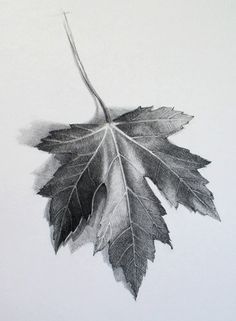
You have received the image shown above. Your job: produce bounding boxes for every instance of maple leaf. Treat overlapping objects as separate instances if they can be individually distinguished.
[35,14,219,298]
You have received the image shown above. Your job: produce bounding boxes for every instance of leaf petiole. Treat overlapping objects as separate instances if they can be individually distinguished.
[63,12,112,123]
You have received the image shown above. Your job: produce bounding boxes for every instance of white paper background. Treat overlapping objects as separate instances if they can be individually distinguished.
[0,1,235,320]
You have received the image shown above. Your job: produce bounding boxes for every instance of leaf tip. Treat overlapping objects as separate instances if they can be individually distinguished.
[35,142,42,149]
[132,288,139,300]
[168,240,174,250]
[93,238,105,255]
[37,187,46,196]
[53,238,62,254]
[54,246,59,254]
[213,211,221,222]
[37,185,51,197]
[35,141,49,152]
[93,247,98,256]
[185,114,194,124]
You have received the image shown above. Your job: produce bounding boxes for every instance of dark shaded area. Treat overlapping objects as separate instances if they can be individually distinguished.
[18,106,134,294]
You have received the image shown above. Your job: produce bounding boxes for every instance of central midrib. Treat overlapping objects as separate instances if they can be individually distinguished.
[109,127,139,277]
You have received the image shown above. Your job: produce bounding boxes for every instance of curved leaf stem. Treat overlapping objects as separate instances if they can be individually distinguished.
[63,12,112,123]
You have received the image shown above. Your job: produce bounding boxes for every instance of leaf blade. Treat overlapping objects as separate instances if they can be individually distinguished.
[36,106,219,296]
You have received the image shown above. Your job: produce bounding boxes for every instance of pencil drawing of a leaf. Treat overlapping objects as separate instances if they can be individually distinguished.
[35,14,220,298]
